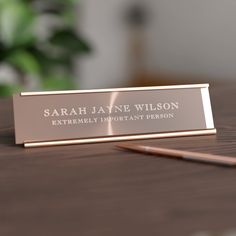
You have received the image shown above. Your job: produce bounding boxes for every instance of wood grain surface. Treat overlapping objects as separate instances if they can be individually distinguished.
[1,84,236,236]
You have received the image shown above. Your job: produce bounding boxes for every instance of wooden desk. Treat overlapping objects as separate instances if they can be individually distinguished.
[1,84,236,236]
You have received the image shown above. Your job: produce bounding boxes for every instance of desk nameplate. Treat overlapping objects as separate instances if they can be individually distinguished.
[13,84,216,147]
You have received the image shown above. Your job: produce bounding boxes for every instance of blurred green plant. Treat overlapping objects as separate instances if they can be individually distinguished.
[0,0,91,96]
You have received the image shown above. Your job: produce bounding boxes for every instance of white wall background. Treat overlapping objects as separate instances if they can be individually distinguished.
[79,0,236,89]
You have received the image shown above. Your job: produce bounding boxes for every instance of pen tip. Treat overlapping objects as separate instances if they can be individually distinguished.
[116,143,135,149]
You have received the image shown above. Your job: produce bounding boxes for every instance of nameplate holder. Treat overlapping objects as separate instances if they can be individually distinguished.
[13,84,216,148]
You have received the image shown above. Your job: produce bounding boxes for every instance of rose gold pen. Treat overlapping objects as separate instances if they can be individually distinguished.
[116,143,236,167]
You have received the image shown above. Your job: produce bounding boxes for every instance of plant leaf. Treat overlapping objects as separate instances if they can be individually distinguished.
[42,75,74,90]
[0,83,22,97]
[0,1,35,46]
[6,50,41,75]
[50,28,91,54]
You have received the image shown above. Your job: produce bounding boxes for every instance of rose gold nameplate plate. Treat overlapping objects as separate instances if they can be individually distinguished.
[13,84,216,147]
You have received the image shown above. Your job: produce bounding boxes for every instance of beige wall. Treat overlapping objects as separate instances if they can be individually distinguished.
[145,0,236,80]
[78,0,133,89]
[79,0,236,89]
